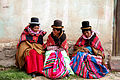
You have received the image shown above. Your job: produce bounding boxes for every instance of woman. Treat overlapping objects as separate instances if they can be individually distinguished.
[15,17,46,77]
[70,21,109,79]
[43,20,74,79]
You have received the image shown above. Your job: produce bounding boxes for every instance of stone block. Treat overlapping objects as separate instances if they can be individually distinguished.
[4,49,16,58]
[0,52,5,60]
[0,42,17,67]
[0,59,15,67]
[110,56,120,71]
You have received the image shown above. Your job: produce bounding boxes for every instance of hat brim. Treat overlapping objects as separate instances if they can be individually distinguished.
[51,25,64,28]
[29,22,40,25]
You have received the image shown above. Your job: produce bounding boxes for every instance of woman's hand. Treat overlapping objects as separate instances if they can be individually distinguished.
[83,48,89,53]
[58,48,64,51]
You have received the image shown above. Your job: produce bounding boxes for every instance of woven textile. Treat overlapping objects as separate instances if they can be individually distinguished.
[17,26,46,48]
[45,32,69,55]
[73,32,104,57]
[43,51,69,79]
[70,46,109,79]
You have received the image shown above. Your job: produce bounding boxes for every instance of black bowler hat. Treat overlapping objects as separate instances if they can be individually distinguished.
[51,20,64,28]
[81,21,91,30]
[29,17,40,25]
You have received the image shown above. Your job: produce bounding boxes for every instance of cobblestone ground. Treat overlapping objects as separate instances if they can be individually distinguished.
[23,72,120,80]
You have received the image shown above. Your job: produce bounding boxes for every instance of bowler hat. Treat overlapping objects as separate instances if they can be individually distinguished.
[81,21,91,30]
[29,17,40,25]
[51,20,64,28]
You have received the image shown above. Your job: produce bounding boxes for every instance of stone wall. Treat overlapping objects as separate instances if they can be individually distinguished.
[0,41,111,67]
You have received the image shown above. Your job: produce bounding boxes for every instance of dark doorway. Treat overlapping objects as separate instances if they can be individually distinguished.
[113,0,120,56]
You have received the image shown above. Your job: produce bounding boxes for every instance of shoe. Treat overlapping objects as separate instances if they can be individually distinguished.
[66,74,70,77]
[36,73,44,76]
[31,73,36,78]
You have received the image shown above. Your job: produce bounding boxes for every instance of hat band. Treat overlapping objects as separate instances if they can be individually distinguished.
[30,22,40,24]
[81,27,91,30]
[52,26,64,28]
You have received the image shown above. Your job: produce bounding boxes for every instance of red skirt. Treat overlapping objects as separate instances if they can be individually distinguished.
[25,49,44,74]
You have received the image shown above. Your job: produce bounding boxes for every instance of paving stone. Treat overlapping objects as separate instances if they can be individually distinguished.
[32,76,50,80]
[28,72,120,80]
[115,72,120,77]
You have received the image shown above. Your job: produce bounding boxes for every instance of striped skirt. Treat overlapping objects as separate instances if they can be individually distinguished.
[70,49,109,79]
[43,50,74,79]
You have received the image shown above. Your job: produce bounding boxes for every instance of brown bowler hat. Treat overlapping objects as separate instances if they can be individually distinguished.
[51,20,64,28]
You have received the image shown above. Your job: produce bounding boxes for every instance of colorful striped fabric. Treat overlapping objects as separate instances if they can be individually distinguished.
[70,46,109,79]
[44,32,69,55]
[43,51,69,79]
[73,31,104,57]
[17,26,46,48]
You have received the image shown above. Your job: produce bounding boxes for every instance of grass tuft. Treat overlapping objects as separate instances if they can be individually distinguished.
[0,68,32,80]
